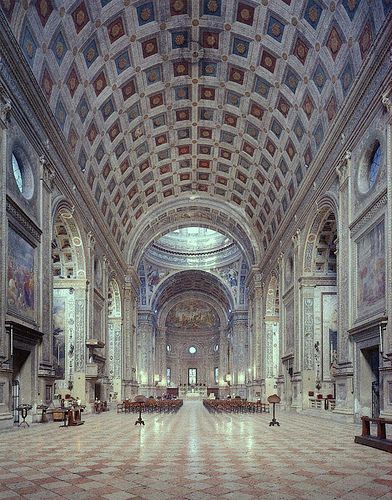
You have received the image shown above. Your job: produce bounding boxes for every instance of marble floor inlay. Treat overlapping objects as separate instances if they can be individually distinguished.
[0,401,391,499]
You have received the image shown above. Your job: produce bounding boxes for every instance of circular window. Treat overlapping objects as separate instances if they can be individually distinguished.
[189,346,197,354]
[11,152,34,199]
[12,154,23,192]
[358,141,382,194]
[368,142,381,188]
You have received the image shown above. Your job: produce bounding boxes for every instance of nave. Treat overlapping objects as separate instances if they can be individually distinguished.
[0,402,391,500]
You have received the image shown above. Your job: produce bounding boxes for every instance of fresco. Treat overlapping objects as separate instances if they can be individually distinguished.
[53,297,66,379]
[7,228,35,319]
[166,300,219,329]
[357,221,385,316]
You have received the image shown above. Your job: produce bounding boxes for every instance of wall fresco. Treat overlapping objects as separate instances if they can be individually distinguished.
[7,228,35,320]
[166,300,219,329]
[357,220,385,317]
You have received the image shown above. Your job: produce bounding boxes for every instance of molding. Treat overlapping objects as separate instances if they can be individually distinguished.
[349,190,387,236]
[0,82,11,128]
[6,196,41,242]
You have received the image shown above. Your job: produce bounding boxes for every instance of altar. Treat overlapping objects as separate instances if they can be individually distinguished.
[179,387,207,400]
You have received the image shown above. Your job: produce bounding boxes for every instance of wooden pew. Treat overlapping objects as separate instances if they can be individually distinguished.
[354,416,392,453]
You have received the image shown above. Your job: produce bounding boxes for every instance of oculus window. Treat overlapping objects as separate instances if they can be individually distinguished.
[12,154,23,193]
[189,346,197,354]
[369,142,381,187]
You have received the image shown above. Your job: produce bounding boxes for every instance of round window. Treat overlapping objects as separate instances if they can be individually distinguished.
[189,346,197,354]
[12,154,23,193]
[368,142,381,188]
[358,141,382,194]
[11,151,34,199]
[166,344,171,352]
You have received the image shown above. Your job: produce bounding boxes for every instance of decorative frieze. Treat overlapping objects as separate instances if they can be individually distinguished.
[303,298,314,370]
[6,197,41,242]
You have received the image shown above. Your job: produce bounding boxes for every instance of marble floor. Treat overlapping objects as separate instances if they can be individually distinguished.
[0,401,392,500]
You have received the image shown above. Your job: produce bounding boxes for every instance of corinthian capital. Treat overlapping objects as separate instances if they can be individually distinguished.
[382,90,392,116]
[40,155,55,190]
[336,150,351,185]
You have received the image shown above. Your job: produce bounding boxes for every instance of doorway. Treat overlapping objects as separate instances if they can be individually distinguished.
[12,348,31,423]
[360,346,380,418]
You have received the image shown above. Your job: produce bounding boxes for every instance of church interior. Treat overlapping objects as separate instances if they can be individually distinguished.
[0,0,392,497]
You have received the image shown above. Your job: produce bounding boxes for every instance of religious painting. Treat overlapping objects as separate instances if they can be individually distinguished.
[7,228,35,320]
[53,297,65,379]
[357,220,385,318]
[166,300,219,329]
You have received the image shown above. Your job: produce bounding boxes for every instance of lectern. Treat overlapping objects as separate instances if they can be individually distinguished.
[267,394,281,426]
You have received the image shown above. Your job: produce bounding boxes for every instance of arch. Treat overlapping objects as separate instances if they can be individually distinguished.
[126,199,260,268]
[150,269,235,314]
[158,290,229,333]
[52,200,86,279]
[302,193,338,275]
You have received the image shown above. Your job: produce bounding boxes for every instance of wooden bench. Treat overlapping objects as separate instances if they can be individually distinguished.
[203,399,270,414]
[354,416,392,453]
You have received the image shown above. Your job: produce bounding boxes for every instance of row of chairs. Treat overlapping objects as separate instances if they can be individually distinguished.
[203,399,270,414]
[117,399,183,414]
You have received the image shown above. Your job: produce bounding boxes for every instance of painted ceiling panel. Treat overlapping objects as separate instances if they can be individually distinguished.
[0,0,387,255]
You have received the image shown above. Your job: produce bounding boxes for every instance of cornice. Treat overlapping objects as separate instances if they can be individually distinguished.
[349,190,387,236]
[6,196,42,242]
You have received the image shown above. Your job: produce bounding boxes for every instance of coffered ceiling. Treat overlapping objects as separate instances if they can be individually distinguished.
[1,0,389,257]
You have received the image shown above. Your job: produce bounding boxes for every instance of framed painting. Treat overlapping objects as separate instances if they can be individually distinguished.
[356,219,385,319]
[7,227,35,321]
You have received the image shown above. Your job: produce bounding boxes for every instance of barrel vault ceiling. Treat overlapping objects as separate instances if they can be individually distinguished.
[1,0,389,256]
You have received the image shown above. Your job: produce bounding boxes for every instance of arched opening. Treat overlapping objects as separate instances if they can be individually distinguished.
[162,292,224,400]
[52,206,87,402]
[301,208,338,410]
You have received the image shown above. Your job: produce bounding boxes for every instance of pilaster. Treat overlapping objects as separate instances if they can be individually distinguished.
[123,273,139,398]
[334,151,354,414]
[247,268,263,382]
[38,155,55,370]
[0,84,12,424]
[231,310,248,392]
[381,86,392,417]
